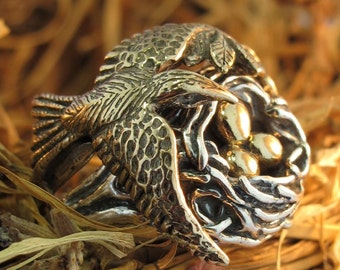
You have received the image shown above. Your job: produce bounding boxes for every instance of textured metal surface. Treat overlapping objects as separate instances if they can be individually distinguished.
[31,23,310,265]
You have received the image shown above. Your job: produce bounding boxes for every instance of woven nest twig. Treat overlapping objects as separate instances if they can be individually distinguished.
[0,0,340,269]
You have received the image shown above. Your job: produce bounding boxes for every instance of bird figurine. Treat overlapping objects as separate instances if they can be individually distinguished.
[32,23,310,265]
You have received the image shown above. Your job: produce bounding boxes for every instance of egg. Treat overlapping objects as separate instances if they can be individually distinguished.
[251,133,283,164]
[225,148,260,177]
[218,102,251,142]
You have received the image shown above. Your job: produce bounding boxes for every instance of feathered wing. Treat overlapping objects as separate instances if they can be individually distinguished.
[31,69,145,190]
[92,107,229,264]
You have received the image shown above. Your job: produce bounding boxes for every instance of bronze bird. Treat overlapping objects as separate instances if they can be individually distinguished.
[32,24,310,265]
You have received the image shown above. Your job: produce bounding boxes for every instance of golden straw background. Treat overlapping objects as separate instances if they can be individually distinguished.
[0,0,339,269]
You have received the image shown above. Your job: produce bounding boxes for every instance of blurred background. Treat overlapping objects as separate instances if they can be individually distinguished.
[0,0,339,143]
[0,0,340,269]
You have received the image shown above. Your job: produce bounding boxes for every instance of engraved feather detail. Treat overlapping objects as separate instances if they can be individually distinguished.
[32,23,310,265]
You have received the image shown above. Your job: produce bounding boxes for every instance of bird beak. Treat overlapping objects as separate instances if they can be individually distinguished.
[179,78,239,104]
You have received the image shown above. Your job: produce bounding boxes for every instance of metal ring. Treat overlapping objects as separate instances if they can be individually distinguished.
[32,23,310,265]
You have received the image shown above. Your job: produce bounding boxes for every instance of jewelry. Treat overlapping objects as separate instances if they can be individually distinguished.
[32,23,310,265]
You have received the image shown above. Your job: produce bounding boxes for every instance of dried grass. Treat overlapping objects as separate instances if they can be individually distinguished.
[0,0,340,269]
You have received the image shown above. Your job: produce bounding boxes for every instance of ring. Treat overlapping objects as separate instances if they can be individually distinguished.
[32,23,310,265]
